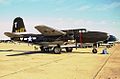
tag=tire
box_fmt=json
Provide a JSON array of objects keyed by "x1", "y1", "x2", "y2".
[
  {"x1": 40, "y1": 46, "x2": 50, "y2": 52},
  {"x1": 53, "y1": 46, "x2": 61, "y2": 54},
  {"x1": 92, "y1": 48, "x2": 97, "y2": 54},
  {"x1": 66, "y1": 47, "x2": 73, "y2": 52},
  {"x1": 44, "y1": 48, "x2": 50, "y2": 52}
]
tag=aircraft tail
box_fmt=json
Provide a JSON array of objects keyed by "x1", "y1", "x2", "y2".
[{"x1": 12, "y1": 17, "x2": 26, "y2": 33}]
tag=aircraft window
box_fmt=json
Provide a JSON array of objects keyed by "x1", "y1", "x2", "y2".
[
  {"x1": 79, "y1": 30, "x2": 86, "y2": 33},
  {"x1": 79, "y1": 29, "x2": 87, "y2": 33}
]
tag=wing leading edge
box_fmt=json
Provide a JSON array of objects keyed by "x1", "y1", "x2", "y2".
[
  {"x1": 4, "y1": 32, "x2": 23, "y2": 38},
  {"x1": 35, "y1": 25, "x2": 66, "y2": 36}
]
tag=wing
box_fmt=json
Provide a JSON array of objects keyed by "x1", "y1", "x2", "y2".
[
  {"x1": 4, "y1": 32, "x2": 41, "y2": 38},
  {"x1": 35, "y1": 25, "x2": 66, "y2": 36},
  {"x1": 4, "y1": 32, "x2": 23, "y2": 38}
]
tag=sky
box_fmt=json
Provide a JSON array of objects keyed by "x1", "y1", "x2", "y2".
[{"x1": 0, "y1": 0, "x2": 120, "y2": 40}]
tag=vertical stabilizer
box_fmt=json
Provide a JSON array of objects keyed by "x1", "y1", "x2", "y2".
[{"x1": 12, "y1": 17, "x2": 26, "y2": 33}]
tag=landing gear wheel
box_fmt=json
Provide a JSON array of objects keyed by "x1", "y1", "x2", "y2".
[
  {"x1": 53, "y1": 46, "x2": 61, "y2": 54},
  {"x1": 66, "y1": 47, "x2": 73, "y2": 52},
  {"x1": 40, "y1": 46, "x2": 50, "y2": 52},
  {"x1": 92, "y1": 48, "x2": 97, "y2": 54}
]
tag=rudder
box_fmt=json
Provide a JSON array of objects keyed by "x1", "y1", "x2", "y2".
[{"x1": 12, "y1": 17, "x2": 26, "y2": 33}]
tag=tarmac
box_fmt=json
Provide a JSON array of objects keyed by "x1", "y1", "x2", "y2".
[{"x1": 0, "y1": 42, "x2": 120, "y2": 79}]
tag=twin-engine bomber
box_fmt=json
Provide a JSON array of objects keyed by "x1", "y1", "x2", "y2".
[{"x1": 4, "y1": 17, "x2": 111, "y2": 54}]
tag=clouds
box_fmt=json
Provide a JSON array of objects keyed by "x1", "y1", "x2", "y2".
[
  {"x1": 0, "y1": 0, "x2": 120, "y2": 40},
  {"x1": 0, "y1": 0, "x2": 66, "y2": 4},
  {"x1": 1, "y1": 0, "x2": 120, "y2": 12},
  {"x1": 97, "y1": 2, "x2": 120, "y2": 11},
  {"x1": 1, "y1": 16, "x2": 120, "y2": 40},
  {"x1": 0, "y1": 0, "x2": 10, "y2": 4},
  {"x1": 29, "y1": 17, "x2": 120, "y2": 30},
  {"x1": 31, "y1": 18, "x2": 120, "y2": 40},
  {"x1": 0, "y1": 0, "x2": 40, "y2": 4},
  {"x1": 76, "y1": 1, "x2": 120, "y2": 12},
  {"x1": 0, "y1": 0, "x2": 5, "y2": 3},
  {"x1": 76, "y1": 5, "x2": 91, "y2": 11}
]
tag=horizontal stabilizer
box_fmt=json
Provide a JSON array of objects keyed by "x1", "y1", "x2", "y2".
[
  {"x1": 35, "y1": 25, "x2": 66, "y2": 36},
  {"x1": 4, "y1": 32, "x2": 23, "y2": 38}
]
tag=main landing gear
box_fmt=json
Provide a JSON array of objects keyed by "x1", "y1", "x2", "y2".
[
  {"x1": 40, "y1": 44, "x2": 62, "y2": 54},
  {"x1": 53, "y1": 45, "x2": 61, "y2": 54}
]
